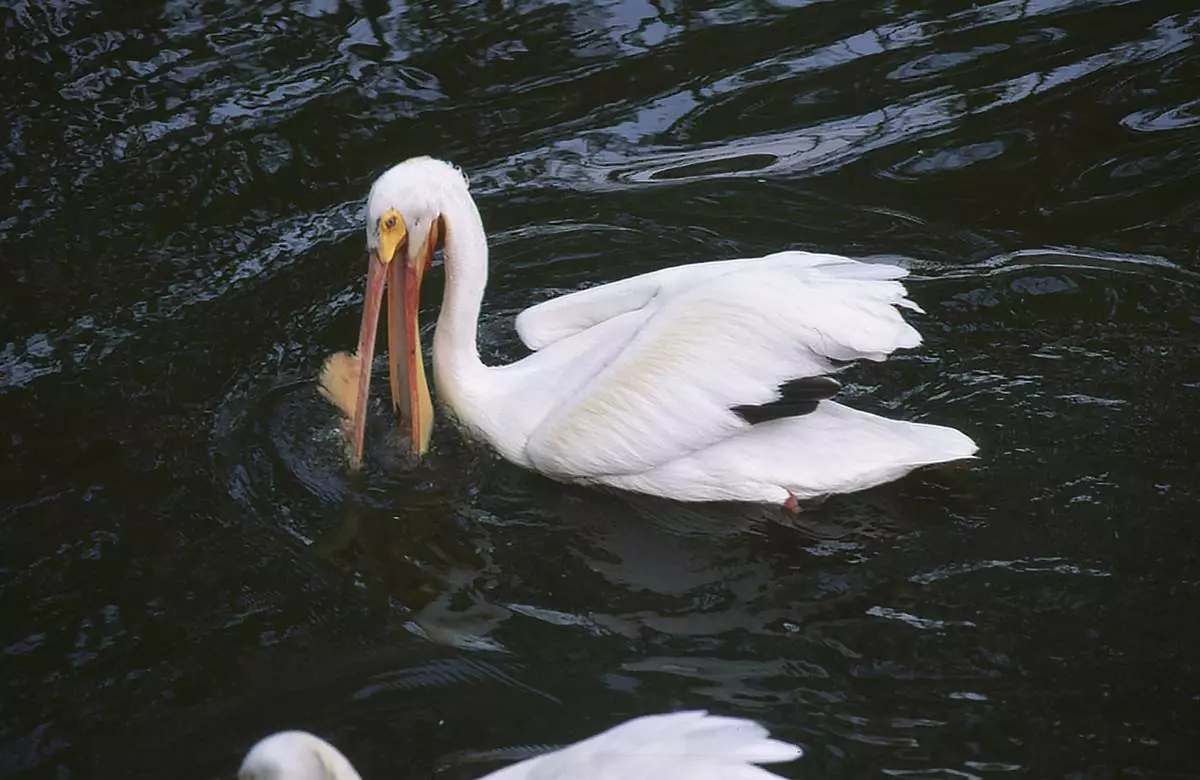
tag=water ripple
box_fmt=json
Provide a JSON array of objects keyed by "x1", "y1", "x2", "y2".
[{"x1": 3, "y1": 0, "x2": 1200, "y2": 777}]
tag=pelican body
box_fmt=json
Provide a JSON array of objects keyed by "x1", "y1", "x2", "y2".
[
  {"x1": 239, "y1": 710, "x2": 802, "y2": 779},
  {"x1": 324, "y1": 156, "x2": 977, "y2": 507}
]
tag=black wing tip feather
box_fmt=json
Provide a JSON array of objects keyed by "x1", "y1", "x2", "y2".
[{"x1": 732, "y1": 375, "x2": 843, "y2": 425}]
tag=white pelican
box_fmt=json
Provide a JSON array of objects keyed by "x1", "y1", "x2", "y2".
[
  {"x1": 239, "y1": 710, "x2": 802, "y2": 779},
  {"x1": 321, "y1": 156, "x2": 977, "y2": 509}
]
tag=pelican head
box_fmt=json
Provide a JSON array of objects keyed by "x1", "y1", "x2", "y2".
[
  {"x1": 342, "y1": 156, "x2": 466, "y2": 469},
  {"x1": 239, "y1": 731, "x2": 362, "y2": 780}
]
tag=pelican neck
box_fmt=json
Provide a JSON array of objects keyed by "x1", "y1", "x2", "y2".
[{"x1": 432, "y1": 184, "x2": 489, "y2": 382}]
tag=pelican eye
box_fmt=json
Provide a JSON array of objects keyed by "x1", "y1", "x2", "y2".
[{"x1": 384, "y1": 215, "x2": 398, "y2": 230}]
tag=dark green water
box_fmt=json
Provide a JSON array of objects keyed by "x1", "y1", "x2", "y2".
[{"x1": 2, "y1": 0, "x2": 1199, "y2": 777}]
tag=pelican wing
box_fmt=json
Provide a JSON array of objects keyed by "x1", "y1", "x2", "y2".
[
  {"x1": 524, "y1": 252, "x2": 923, "y2": 478},
  {"x1": 480, "y1": 710, "x2": 801, "y2": 780},
  {"x1": 515, "y1": 255, "x2": 800, "y2": 350}
]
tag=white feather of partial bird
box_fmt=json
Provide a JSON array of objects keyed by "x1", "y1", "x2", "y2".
[{"x1": 239, "y1": 710, "x2": 802, "y2": 780}]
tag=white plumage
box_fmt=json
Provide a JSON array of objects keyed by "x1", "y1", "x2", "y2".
[
  {"x1": 239, "y1": 710, "x2": 802, "y2": 780},
  {"x1": 329, "y1": 156, "x2": 978, "y2": 506}
]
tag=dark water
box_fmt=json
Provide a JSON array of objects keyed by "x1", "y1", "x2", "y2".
[{"x1": 2, "y1": 0, "x2": 1199, "y2": 777}]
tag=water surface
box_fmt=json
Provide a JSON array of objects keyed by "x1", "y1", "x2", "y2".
[{"x1": 2, "y1": 0, "x2": 1199, "y2": 777}]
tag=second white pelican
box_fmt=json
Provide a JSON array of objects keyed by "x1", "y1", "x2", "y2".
[
  {"x1": 322, "y1": 156, "x2": 977, "y2": 509},
  {"x1": 239, "y1": 710, "x2": 802, "y2": 779}
]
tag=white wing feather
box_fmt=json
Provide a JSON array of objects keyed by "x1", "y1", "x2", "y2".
[
  {"x1": 479, "y1": 710, "x2": 802, "y2": 780},
  {"x1": 603, "y1": 401, "x2": 978, "y2": 503},
  {"x1": 523, "y1": 252, "x2": 924, "y2": 478},
  {"x1": 515, "y1": 252, "x2": 885, "y2": 350}
]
